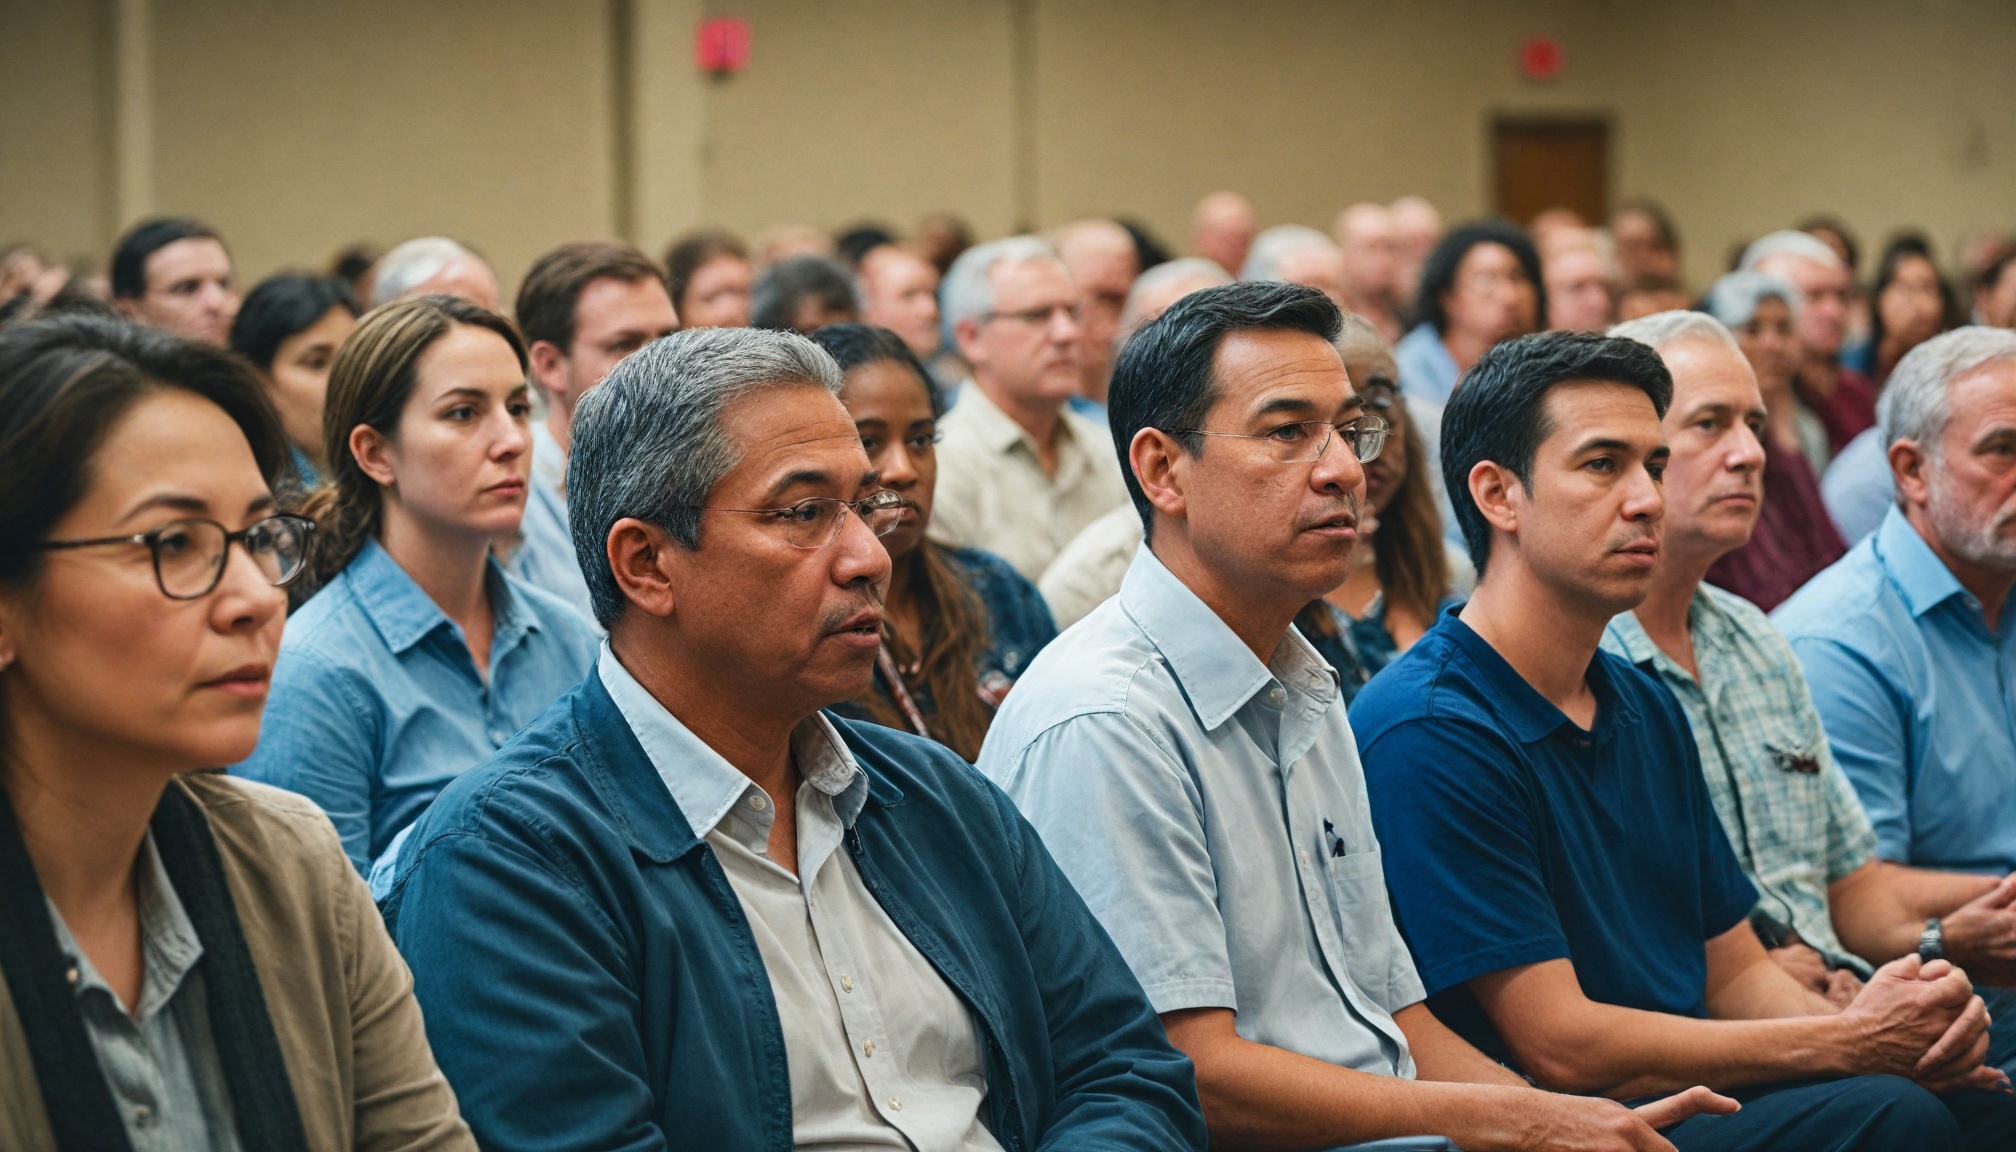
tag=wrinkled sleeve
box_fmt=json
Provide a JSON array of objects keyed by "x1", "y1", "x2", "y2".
[
  {"x1": 235, "y1": 649, "x2": 381, "y2": 872},
  {"x1": 1787, "y1": 634, "x2": 1913, "y2": 862}
]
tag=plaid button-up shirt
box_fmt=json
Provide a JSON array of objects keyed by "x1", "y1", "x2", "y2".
[{"x1": 1603, "y1": 583, "x2": 1878, "y2": 974}]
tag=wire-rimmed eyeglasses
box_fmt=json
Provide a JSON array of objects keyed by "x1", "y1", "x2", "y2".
[
  {"x1": 1175, "y1": 414, "x2": 1390, "y2": 465},
  {"x1": 690, "y1": 489, "x2": 907, "y2": 550},
  {"x1": 39, "y1": 514, "x2": 316, "y2": 600}
]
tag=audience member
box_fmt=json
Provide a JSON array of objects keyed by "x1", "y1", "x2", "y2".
[
  {"x1": 834, "y1": 222, "x2": 897, "y2": 266},
  {"x1": 512, "y1": 241, "x2": 679, "y2": 619},
  {"x1": 1777, "y1": 327, "x2": 2016, "y2": 902},
  {"x1": 1527, "y1": 208, "x2": 1587, "y2": 252},
  {"x1": 984, "y1": 284, "x2": 1734, "y2": 1151},
  {"x1": 1823, "y1": 424, "x2": 1897, "y2": 543},
  {"x1": 380, "y1": 325, "x2": 1207, "y2": 1152},
  {"x1": 1864, "y1": 235, "x2": 1960, "y2": 387},
  {"x1": 0, "y1": 314, "x2": 472, "y2": 1150},
  {"x1": 1242, "y1": 224, "x2": 1348, "y2": 308},
  {"x1": 812, "y1": 325, "x2": 1056, "y2": 759},
  {"x1": 753, "y1": 223, "x2": 836, "y2": 269},
  {"x1": 236, "y1": 296, "x2": 597, "y2": 872},
  {"x1": 369, "y1": 237, "x2": 500, "y2": 311},
  {"x1": 1354, "y1": 330, "x2": 2016, "y2": 1149},
  {"x1": 1395, "y1": 221, "x2": 1545, "y2": 408},
  {"x1": 1610, "y1": 310, "x2": 2016, "y2": 1074},
  {"x1": 110, "y1": 217, "x2": 240, "y2": 346},
  {"x1": 1052, "y1": 218, "x2": 1141, "y2": 405},
  {"x1": 855, "y1": 242, "x2": 942, "y2": 360},
  {"x1": 931, "y1": 236, "x2": 1127, "y2": 580},
  {"x1": 328, "y1": 241, "x2": 381, "y2": 303},
  {"x1": 1191, "y1": 191, "x2": 1257, "y2": 277},
  {"x1": 914, "y1": 211, "x2": 975, "y2": 277},
  {"x1": 1698, "y1": 272, "x2": 1847, "y2": 609},
  {"x1": 1611, "y1": 199, "x2": 1683, "y2": 289},
  {"x1": 1542, "y1": 230, "x2": 1619, "y2": 333},
  {"x1": 750, "y1": 254, "x2": 859, "y2": 332},
  {"x1": 1968, "y1": 248, "x2": 2016, "y2": 329},
  {"x1": 1333, "y1": 203, "x2": 1405, "y2": 340},
  {"x1": 1119, "y1": 217, "x2": 1174, "y2": 272},
  {"x1": 228, "y1": 272, "x2": 360, "y2": 488},
  {"x1": 665, "y1": 229, "x2": 754, "y2": 329},
  {"x1": 1618, "y1": 275, "x2": 1694, "y2": 321},
  {"x1": 1389, "y1": 195, "x2": 1445, "y2": 314},
  {"x1": 1741, "y1": 230, "x2": 1876, "y2": 455}
]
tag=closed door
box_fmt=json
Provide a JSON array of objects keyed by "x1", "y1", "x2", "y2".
[{"x1": 1494, "y1": 119, "x2": 1608, "y2": 225}]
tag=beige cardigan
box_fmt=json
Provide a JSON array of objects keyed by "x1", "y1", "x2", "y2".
[{"x1": 0, "y1": 772, "x2": 474, "y2": 1151}]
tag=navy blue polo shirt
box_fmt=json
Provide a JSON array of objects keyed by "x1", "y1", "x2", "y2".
[{"x1": 1353, "y1": 608, "x2": 1758, "y2": 1068}]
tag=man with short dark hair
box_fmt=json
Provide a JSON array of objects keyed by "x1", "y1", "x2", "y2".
[
  {"x1": 986, "y1": 283, "x2": 1738, "y2": 1152},
  {"x1": 110, "y1": 216, "x2": 239, "y2": 345},
  {"x1": 384, "y1": 326, "x2": 1205, "y2": 1152},
  {"x1": 750, "y1": 254, "x2": 859, "y2": 332},
  {"x1": 510, "y1": 240, "x2": 680, "y2": 617},
  {"x1": 1354, "y1": 329, "x2": 2016, "y2": 1150}
]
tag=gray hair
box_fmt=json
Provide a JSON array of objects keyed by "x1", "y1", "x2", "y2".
[
  {"x1": 1701, "y1": 271, "x2": 1802, "y2": 330},
  {"x1": 941, "y1": 236, "x2": 1061, "y2": 330},
  {"x1": 1120, "y1": 257, "x2": 1231, "y2": 328},
  {"x1": 1241, "y1": 224, "x2": 1336, "y2": 282},
  {"x1": 1878, "y1": 326, "x2": 2016, "y2": 455},
  {"x1": 567, "y1": 326, "x2": 844, "y2": 627},
  {"x1": 370, "y1": 237, "x2": 487, "y2": 306},
  {"x1": 1609, "y1": 309, "x2": 1740, "y2": 354},
  {"x1": 1737, "y1": 229, "x2": 1843, "y2": 275}
]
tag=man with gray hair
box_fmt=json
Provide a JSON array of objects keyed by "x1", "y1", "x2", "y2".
[
  {"x1": 381, "y1": 325, "x2": 1206, "y2": 1151},
  {"x1": 1741, "y1": 230, "x2": 1876, "y2": 456},
  {"x1": 369, "y1": 236, "x2": 501, "y2": 310},
  {"x1": 1242, "y1": 224, "x2": 1348, "y2": 309},
  {"x1": 932, "y1": 236, "x2": 1127, "y2": 580}
]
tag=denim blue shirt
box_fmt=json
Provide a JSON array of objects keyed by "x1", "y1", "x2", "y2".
[
  {"x1": 506, "y1": 419, "x2": 598, "y2": 624},
  {"x1": 237, "y1": 538, "x2": 598, "y2": 872},
  {"x1": 1775, "y1": 505, "x2": 2016, "y2": 872},
  {"x1": 1395, "y1": 322, "x2": 1459, "y2": 408}
]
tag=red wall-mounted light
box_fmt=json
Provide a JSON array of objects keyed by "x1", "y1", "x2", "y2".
[
  {"x1": 696, "y1": 16, "x2": 751, "y2": 75},
  {"x1": 1520, "y1": 36, "x2": 1563, "y2": 82}
]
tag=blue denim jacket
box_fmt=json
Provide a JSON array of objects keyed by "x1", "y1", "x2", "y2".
[{"x1": 379, "y1": 671, "x2": 1205, "y2": 1152}]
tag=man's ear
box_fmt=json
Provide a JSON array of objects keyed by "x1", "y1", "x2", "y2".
[
  {"x1": 1890, "y1": 438, "x2": 1932, "y2": 511},
  {"x1": 606, "y1": 517, "x2": 679, "y2": 620},
  {"x1": 349, "y1": 424, "x2": 396, "y2": 488},
  {"x1": 1129, "y1": 427, "x2": 1190, "y2": 526},
  {"x1": 527, "y1": 339, "x2": 571, "y2": 406},
  {"x1": 952, "y1": 317, "x2": 986, "y2": 365},
  {"x1": 1467, "y1": 459, "x2": 1524, "y2": 539}
]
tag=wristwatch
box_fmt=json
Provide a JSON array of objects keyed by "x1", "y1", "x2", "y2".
[{"x1": 1919, "y1": 917, "x2": 1945, "y2": 962}]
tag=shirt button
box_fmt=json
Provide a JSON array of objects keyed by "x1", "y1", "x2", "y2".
[
  {"x1": 65, "y1": 965, "x2": 79, "y2": 987},
  {"x1": 888, "y1": 1096, "x2": 903, "y2": 1112},
  {"x1": 1268, "y1": 686, "x2": 1286, "y2": 707},
  {"x1": 841, "y1": 974, "x2": 854, "y2": 992},
  {"x1": 1298, "y1": 849, "x2": 1312, "y2": 869},
  {"x1": 863, "y1": 1038, "x2": 876, "y2": 1057},
  {"x1": 133, "y1": 1105, "x2": 155, "y2": 1126},
  {"x1": 747, "y1": 793, "x2": 768, "y2": 811}
]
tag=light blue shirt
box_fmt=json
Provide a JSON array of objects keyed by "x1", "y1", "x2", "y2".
[
  {"x1": 979, "y1": 546, "x2": 1423, "y2": 1080},
  {"x1": 1821, "y1": 425, "x2": 1895, "y2": 544},
  {"x1": 1775, "y1": 505, "x2": 2016, "y2": 872},
  {"x1": 508, "y1": 419, "x2": 598, "y2": 623},
  {"x1": 238, "y1": 537, "x2": 599, "y2": 872},
  {"x1": 1394, "y1": 322, "x2": 1459, "y2": 408}
]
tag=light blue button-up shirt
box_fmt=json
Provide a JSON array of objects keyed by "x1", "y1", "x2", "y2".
[
  {"x1": 238, "y1": 538, "x2": 599, "y2": 872},
  {"x1": 1775, "y1": 505, "x2": 2016, "y2": 872},
  {"x1": 1395, "y1": 322, "x2": 1459, "y2": 408},
  {"x1": 980, "y1": 546, "x2": 1423, "y2": 1079},
  {"x1": 508, "y1": 419, "x2": 598, "y2": 623}
]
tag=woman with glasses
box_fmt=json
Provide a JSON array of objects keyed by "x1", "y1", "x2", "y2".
[
  {"x1": 0, "y1": 315, "x2": 473, "y2": 1149},
  {"x1": 236, "y1": 296, "x2": 598, "y2": 874},
  {"x1": 811, "y1": 324, "x2": 1058, "y2": 761}
]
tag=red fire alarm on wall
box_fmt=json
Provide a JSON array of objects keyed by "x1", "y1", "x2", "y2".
[
  {"x1": 695, "y1": 16, "x2": 751, "y2": 75},
  {"x1": 1521, "y1": 36, "x2": 1563, "y2": 82}
]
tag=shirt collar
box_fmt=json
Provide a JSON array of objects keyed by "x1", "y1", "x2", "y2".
[
  {"x1": 596, "y1": 644, "x2": 867, "y2": 839},
  {"x1": 47, "y1": 833, "x2": 203, "y2": 1024},
  {"x1": 348, "y1": 538, "x2": 536, "y2": 658},
  {"x1": 1441, "y1": 606, "x2": 1639, "y2": 745},
  {"x1": 1117, "y1": 545, "x2": 1335, "y2": 730},
  {"x1": 1875, "y1": 503, "x2": 1974, "y2": 619}
]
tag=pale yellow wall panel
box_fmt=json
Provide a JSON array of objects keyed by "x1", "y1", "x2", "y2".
[{"x1": 0, "y1": 0, "x2": 114, "y2": 263}]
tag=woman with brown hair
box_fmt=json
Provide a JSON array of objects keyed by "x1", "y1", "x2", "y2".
[
  {"x1": 0, "y1": 314, "x2": 472, "y2": 1149},
  {"x1": 236, "y1": 296, "x2": 597, "y2": 873},
  {"x1": 811, "y1": 324, "x2": 1058, "y2": 760}
]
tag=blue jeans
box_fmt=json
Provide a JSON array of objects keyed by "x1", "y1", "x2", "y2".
[{"x1": 1978, "y1": 984, "x2": 2016, "y2": 1077}]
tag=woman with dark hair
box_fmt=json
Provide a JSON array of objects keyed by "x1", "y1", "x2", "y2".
[
  {"x1": 1295, "y1": 316, "x2": 1469, "y2": 702},
  {"x1": 236, "y1": 296, "x2": 597, "y2": 873},
  {"x1": 229, "y1": 272, "x2": 359, "y2": 487},
  {"x1": 663, "y1": 229, "x2": 753, "y2": 329},
  {"x1": 1392, "y1": 220, "x2": 1545, "y2": 409},
  {"x1": 811, "y1": 324, "x2": 1057, "y2": 760},
  {"x1": 1863, "y1": 235, "x2": 1959, "y2": 387},
  {"x1": 0, "y1": 314, "x2": 473, "y2": 1149}
]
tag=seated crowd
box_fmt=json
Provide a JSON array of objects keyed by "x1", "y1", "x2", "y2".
[{"x1": 2, "y1": 191, "x2": 2015, "y2": 1152}]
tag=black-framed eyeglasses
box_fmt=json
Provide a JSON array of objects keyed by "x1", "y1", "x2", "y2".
[
  {"x1": 982, "y1": 302, "x2": 1081, "y2": 327},
  {"x1": 690, "y1": 489, "x2": 906, "y2": 550},
  {"x1": 1175, "y1": 414, "x2": 1391, "y2": 465},
  {"x1": 39, "y1": 514, "x2": 317, "y2": 600}
]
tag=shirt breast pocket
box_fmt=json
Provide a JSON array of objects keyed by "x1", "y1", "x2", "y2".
[{"x1": 1325, "y1": 847, "x2": 1399, "y2": 1003}]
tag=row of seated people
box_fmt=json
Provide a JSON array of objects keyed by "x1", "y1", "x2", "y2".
[{"x1": 4, "y1": 273, "x2": 2016, "y2": 1149}]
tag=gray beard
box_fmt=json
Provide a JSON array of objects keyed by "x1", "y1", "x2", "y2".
[{"x1": 1926, "y1": 473, "x2": 2016, "y2": 571}]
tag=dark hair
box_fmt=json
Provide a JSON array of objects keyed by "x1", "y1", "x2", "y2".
[
  {"x1": 1797, "y1": 214, "x2": 1861, "y2": 276},
  {"x1": 111, "y1": 217, "x2": 225, "y2": 299},
  {"x1": 1413, "y1": 220, "x2": 1547, "y2": 335},
  {"x1": 664, "y1": 230, "x2": 749, "y2": 315},
  {"x1": 1118, "y1": 218, "x2": 1174, "y2": 272},
  {"x1": 751, "y1": 255, "x2": 859, "y2": 331},
  {"x1": 1868, "y1": 234, "x2": 1959, "y2": 381},
  {"x1": 1108, "y1": 281, "x2": 1343, "y2": 537},
  {"x1": 327, "y1": 243, "x2": 380, "y2": 293},
  {"x1": 296, "y1": 295, "x2": 527, "y2": 597},
  {"x1": 0, "y1": 314, "x2": 288, "y2": 592},
  {"x1": 1612, "y1": 199, "x2": 1681, "y2": 254},
  {"x1": 229, "y1": 273, "x2": 359, "y2": 372},
  {"x1": 1980, "y1": 247, "x2": 2016, "y2": 297},
  {"x1": 835, "y1": 224, "x2": 898, "y2": 268},
  {"x1": 1441, "y1": 331, "x2": 1671, "y2": 574},
  {"x1": 810, "y1": 323, "x2": 995, "y2": 759},
  {"x1": 515, "y1": 240, "x2": 665, "y2": 353}
]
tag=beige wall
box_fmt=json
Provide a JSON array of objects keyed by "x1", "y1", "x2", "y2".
[{"x1": 4, "y1": 0, "x2": 2013, "y2": 292}]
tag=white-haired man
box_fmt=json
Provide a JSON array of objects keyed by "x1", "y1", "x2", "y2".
[
  {"x1": 1740, "y1": 231, "x2": 1874, "y2": 458},
  {"x1": 1242, "y1": 225, "x2": 1348, "y2": 310},
  {"x1": 371, "y1": 237, "x2": 501, "y2": 311},
  {"x1": 930, "y1": 237, "x2": 1127, "y2": 581}
]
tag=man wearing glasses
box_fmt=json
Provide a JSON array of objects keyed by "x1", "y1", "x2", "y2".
[
  {"x1": 982, "y1": 283, "x2": 1733, "y2": 1151},
  {"x1": 930, "y1": 235, "x2": 1130, "y2": 581},
  {"x1": 380, "y1": 326, "x2": 1205, "y2": 1152}
]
